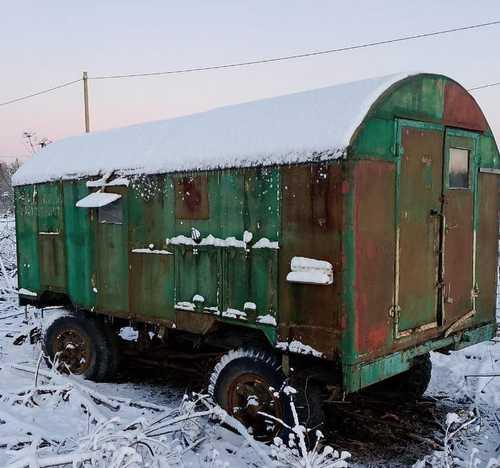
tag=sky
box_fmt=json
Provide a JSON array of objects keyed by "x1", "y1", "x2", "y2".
[{"x1": 1, "y1": 1, "x2": 500, "y2": 161}]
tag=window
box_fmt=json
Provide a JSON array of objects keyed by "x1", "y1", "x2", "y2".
[
  {"x1": 98, "y1": 199, "x2": 123, "y2": 224},
  {"x1": 449, "y1": 148, "x2": 469, "y2": 189}
]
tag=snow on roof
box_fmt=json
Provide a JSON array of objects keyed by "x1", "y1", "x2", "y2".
[{"x1": 13, "y1": 73, "x2": 414, "y2": 186}]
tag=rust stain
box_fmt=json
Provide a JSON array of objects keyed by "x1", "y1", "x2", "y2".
[
  {"x1": 443, "y1": 82, "x2": 487, "y2": 132},
  {"x1": 354, "y1": 160, "x2": 395, "y2": 355},
  {"x1": 278, "y1": 162, "x2": 344, "y2": 358},
  {"x1": 443, "y1": 190, "x2": 474, "y2": 326},
  {"x1": 174, "y1": 175, "x2": 209, "y2": 219},
  {"x1": 475, "y1": 173, "x2": 499, "y2": 324}
]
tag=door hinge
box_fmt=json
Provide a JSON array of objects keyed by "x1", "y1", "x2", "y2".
[{"x1": 389, "y1": 304, "x2": 401, "y2": 318}]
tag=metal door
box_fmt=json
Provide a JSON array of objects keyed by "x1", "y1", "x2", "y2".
[
  {"x1": 441, "y1": 129, "x2": 478, "y2": 327},
  {"x1": 395, "y1": 121, "x2": 443, "y2": 336}
]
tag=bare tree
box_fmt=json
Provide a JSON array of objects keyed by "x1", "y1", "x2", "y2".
[
  {"x1": 22, "y1": 130, "x2": 52, "y2": 154},
  {"x1": 0, "y1": 160, "x2": 21, "y2": 214}
]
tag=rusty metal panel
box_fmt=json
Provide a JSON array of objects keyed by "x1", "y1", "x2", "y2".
[
  {"x1": 443, "y1": 82, "x2": 487, "y2": 132},
  {"x1": 174, "y1": 175, "x2": 209, "y2": 220},
  {"x1": 279, "y1": 162, "x2": 343, "y2": 359},
  {"x1": 475, "y1": 173, "x2": 498, "y2": 324},
  {"x1": 443, "y1": 191, "x2": 474, "y2": 325},
  {"x1": 397, "y1": 127, "x2": 442, "y2": 332},
  {"x1": 175, "y1": 310, "x2": 217, "y2": 335},
  {"x1": 354, "y1": 160, "x2": 395, "y2": 355}
]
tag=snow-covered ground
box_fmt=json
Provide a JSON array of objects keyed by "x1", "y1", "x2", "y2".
[{"x1": 0, "y1": 218, "x2": 497, "y2": 467}]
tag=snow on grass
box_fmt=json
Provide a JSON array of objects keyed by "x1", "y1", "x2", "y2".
[{"x1": 414, "y1": 340, "x2": 500, "y2": 467}]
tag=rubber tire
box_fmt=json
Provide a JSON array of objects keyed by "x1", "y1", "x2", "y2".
[
  {"x1": 209, "y1": 349, "x2": 325, "y2": 445},
  {"x1": 209, "y1": 349, "x2": 292, "y2": 442},
  {"x1": 43, "y1": 314, "x2": 118, "y2": 382},
  {"x1": 368, "y1": 353, "x2": 432, "y2": 400}
]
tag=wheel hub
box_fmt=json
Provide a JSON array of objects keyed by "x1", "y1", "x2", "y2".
[
  {"x1": 227, "y1": 372, "x2": 283, "y2": 442},
  {"x1": 53, "y1": 327, "x2": 92, "y2": 374}
]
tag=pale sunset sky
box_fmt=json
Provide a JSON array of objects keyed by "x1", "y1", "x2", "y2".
[{"x1": 2, "y1": 1, "x2": 500, "y2": 161}]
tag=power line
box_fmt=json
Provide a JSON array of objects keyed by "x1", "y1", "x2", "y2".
[
  {"x1": 468, "y1": 81, "x2": 500, "y2": 91},
  {"x1": 0, "y1": 79, "x2": 81, "y2": 107},
  {"x1": 89, "y1": 19, "x2": 500, "y2": 80},
  {"x1": 1, "y1": 19, "x2": 500, "y2": 108}
]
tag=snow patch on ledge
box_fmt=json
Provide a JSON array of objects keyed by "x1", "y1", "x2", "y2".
[
  {"x1": 222, "y1": 308, "x2": 247, "y2": 320},
  {"x1": 252, "y1": 238, "x2": 279, "y2": 249},
  {"x1": 286, "y1": 256, "x2": 333, "y2": 285},
  {"x1": 167, "y1": 233, "x2": 278, "y2": 250},
  {"x1": 276, "y1": 340, "x2": 324, "y2": 358},
  {"x1": 175, "y1": 301, "x2": 196, "y2": 312},
  {"x1": 167, "y1": 234, "x2": 246, "y2": 248},
  {"x1": 75, "y1": 192, "x2": 121, "y2": 208},
  {"x1": 18, "y1": 288, "x2": 37, "y2": 297},
  {"x1": 131, "y1": 248, "x2": 173, "y2": 255},
  {"x1": 256, "y1": 314, "x2": 277, "y2": 326}
]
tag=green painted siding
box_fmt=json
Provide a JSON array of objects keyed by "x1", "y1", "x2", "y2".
[
  {"x1": 15, "y1": 185, "x2": 40, "y2": 293},
  {"x1": 37, "y1": 182, "x2": 66, "y2": 291},
  {"x1": 63, "y1": 181, "x2": 95, "y2": 309},
  {"x1": 171, "y1": 168, "x2": 280, "y2": 325},
  {"x1": 128, "y1": 175, "x2": 174, "y2": 320},
  {"x1": 350, "y1": 118, "x2": 394, "y2": 159},
  {"x1": 374, "y1": 75, "x2": 445, "y2": 123},
  {"x1": 96, "y1": 190, "x2": 129, "y2": 314},
  {"x1": 478, "y1": 134, "x2": 500, "y2": 169}
]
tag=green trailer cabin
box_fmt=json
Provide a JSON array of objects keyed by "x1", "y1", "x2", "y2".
[{"x1": 13, "y1": 72, "x2": 499, "y2": 439}]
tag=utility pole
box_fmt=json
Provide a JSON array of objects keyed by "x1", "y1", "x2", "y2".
[{"x1": 83, "y1": 71, "x2": 90, "y2": 133}]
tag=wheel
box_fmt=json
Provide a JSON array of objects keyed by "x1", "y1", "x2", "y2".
[
  {"x1": 209, "y1": 348, "x2": 289, "y2": 442},
  {"x1": 366, "y1": 353, "x2": 432, "y2": 400},
  {"x1": 208, "y1": 348, "x2": 325, "y2": 444},
  {"x1": 43, "y1": 313, "x2": 119, "y2": 382}
]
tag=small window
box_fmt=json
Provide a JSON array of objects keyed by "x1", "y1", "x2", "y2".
[
  {"x1": 98, "y1": 199, "x2": 123, "y2": 224},
  {"x1": 449, "y1": 148, "x2": 469, "y2": 189}
]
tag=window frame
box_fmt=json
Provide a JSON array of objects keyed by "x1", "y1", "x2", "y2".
[{"x1": 447, "y1": 146, "x2": 471, "y2": 190}]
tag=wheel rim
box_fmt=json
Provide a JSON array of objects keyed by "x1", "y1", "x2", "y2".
[
  {"x1": 53, "y1": 327, "x2": 92, "y2": 375},
  {"x1": 227, "y1": 372, "x2": 283, "y2": 442}
]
